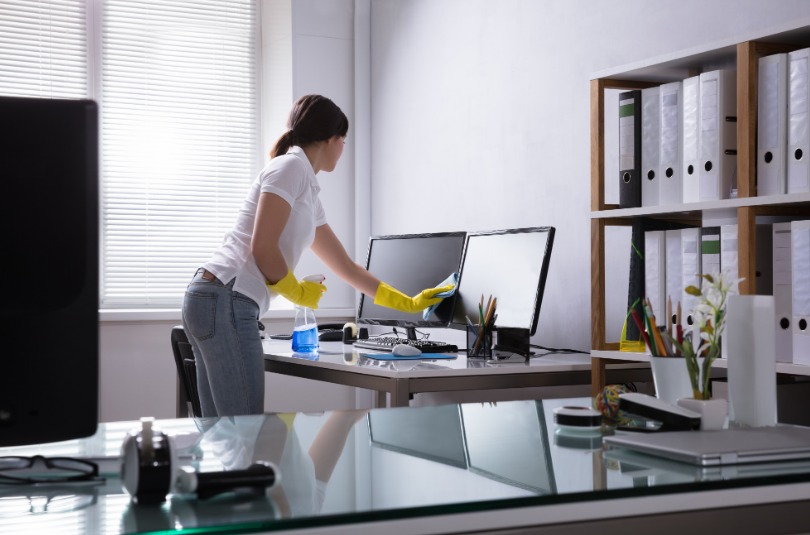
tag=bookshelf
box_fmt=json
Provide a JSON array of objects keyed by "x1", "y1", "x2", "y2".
[{"x1": 590, "y1": 25, "x2": 810, "y2": 396}]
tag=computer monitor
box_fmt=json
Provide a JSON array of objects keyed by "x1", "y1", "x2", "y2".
[
  {"x1": 0, "y1": 96, "x2": 99, "y2": 446},
  {"x1": 356, "y1": 232, "x2": 466, "y2": 338},
  {"x1": 450, "y1": 227, "x2": 555, "y2": 353}
]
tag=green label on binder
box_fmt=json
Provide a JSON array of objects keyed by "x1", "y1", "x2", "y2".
[{"x1": 619, "y1": 102, "x2": 635, "y2": 117}]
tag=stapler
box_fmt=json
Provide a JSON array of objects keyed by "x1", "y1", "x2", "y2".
[{"x1": 618, "y1": 393, "x2": 701, "y2": 431}]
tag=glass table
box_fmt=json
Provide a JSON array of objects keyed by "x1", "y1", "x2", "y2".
[{"x1": 2, "y1": 398, "x2": 810, "y2": 534}]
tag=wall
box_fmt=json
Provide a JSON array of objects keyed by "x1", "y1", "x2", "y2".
[{"x1": 368, "y1": 0, "x2": 810, "y2": 352}]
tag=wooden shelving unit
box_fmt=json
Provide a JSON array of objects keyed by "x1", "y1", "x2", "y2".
[{"x1": 590, "y1": 26, "x2": 810, "y2": 396}]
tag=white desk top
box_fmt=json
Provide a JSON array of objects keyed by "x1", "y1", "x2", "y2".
[{"x1": 262, "y1": 339, "x2": 615, "y2": 379}]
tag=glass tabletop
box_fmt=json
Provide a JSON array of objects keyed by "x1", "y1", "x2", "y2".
[{"x1": 2, "y1": 397, "x2": 810, "y2": 534}]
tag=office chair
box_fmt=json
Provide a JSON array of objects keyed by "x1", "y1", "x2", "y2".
[{"x1": 170, "y1": 326, "x2": 202, "y2": 418}]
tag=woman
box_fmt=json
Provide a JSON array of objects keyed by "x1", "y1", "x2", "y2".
[{"x1": 182, "y1": 95, "x2": 450, "y2": 417}]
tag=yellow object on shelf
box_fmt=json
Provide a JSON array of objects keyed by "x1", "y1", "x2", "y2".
[{"x1": 619, "y1": 316, "x2": 646, "y2": 353}]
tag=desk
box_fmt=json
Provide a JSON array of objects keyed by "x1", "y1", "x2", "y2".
[
  {"x1": 3, "y1": 399, "x2": 810, "y2": 534},
  {"x1": 263, "y1": 340, "x2": 649, "y2": 407}
]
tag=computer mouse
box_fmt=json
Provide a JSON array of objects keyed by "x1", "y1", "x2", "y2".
[{"x1": 391, "y1": 344, "x2": 422, "y2": 357}]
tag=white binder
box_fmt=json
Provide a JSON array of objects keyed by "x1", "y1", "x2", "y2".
[
  {"x1": 788, "y1": 48, "x2": 810, "y2": 194},
  {"x1": 699, "y1": 69, "x2": 737, "y2": 201},
  {"x1": 792, "y1": 220, "x2": 810, "y2": 365},
  {"x1": 700, "y1": 226, "x2": 721, "y2": 276},
  {"x1": 720, "y1": 224, "x2": 739, "y2": 293},
  {"x1": 665, "y1": 229, "x2": 683, "y2": 329},
  {"x1": 758, "y1": 53, "x2": 788, "y2": 197},
  {"x1": 659, "y1": 81, "x2": 683, "y2": 205},
  {"x1": 681, "y1": 227, "x2": 701, "y2": 329},
  {"x1": 642, "y1": 86, "x2": 661, "y2": 207},
  {"x1": 645, "y1": 230, "x2": 667, "y2": 320},
  {"x1": 773, "y1": 222, "x2": 793, "y2": 363},
  {"x1": 682, "y1": 75, "x2": 701, "y2": 204}
]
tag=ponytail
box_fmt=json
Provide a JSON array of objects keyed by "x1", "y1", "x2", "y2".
[{"x1": 270, "y1": 130, "x2": 295, "y2": 159}]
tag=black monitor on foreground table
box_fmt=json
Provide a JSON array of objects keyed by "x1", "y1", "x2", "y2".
[{"x1": 0, "y1": 96, "x2": 99, "y2": 446}]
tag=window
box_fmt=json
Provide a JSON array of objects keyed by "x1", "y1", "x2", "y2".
[{"x1": 0, "y1": 0, "x2": 259, "y2": 309}]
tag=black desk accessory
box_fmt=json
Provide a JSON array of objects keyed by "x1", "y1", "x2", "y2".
[
  {"x1": 121, "y1": 418, "x2": 277, "y2": 504},
  {"x1": 618, "y1": 393, "x2": 701, "y2": 431}
]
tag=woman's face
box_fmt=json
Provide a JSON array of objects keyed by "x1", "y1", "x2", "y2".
[{"x1": 322, "y1": 135, "x2": 345, "y2": 172}]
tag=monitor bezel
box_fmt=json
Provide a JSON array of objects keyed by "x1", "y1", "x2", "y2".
[
  {"x1": 356, "y1": 231, "x2": 467, "y2": 329},
  {"x1": 448, "y1": 226, "x2": 555, "y2": 335}
]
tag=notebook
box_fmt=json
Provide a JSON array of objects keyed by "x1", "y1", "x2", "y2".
[{"x1": 603, "y1": 425, "x2": 810, "y2": 466}]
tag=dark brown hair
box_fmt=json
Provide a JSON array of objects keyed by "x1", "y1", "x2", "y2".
[{"x1": 270, "y1": 94, "x2": 349, "y2": 158}]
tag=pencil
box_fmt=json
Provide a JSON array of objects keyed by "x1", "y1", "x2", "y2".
[
  {"x1": 666, "y1": 297, "x2": 673, "y2": 337},
  {"x1": 630, "y1": 309, "x2": 653, "y2": 354}
]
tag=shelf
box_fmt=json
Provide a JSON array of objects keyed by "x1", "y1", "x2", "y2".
[
  {"x1": 591, "y1": 16, "x2": 810, "y2": 83},
  {"x1": 591, "y1": 351, "x2": 810, "y2": 377},
  {"x1": 591, "y1": 192, "x2": 810, "y2": 220}
]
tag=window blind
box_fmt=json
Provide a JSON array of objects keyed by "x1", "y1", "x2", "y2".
[
  {"x1": 0, "y1": 0, "x2": 87, "y2": 98},
  {"x1": 100, "y1": 0, "x2": 258, "y2": 307}
]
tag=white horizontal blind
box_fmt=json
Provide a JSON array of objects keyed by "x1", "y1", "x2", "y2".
[
  {"x1": 100, "y1": 0, "x2": 258, "y2": 307},
  {"x1": 0, "y1": 0, "x2": 87, "y2": 98}
]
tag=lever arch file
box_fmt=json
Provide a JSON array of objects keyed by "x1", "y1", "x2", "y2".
[
  {"x1": 774, "y1": 222, "x2": 794, "y2": 363},
  {"x1": 721, "y1": 224, "x2": 739, "y2": 292},
  {"x1": 788, "y1": 48, "x2": 810, "y2": 194},
  {"x1": 682, "y1": 75, "x2": 701, "y2": 204},
  {"x1": 792, "y1": 220, "x2": 810, "y2": 366},
  {"x1": 619, "y1": 90, "x2": 642, "y2": 208},
  {"x1": 659, "y1": 81, "x2": 683, "y2": 205},
  {"x1": 701, "y1": 226, "x2": 722, "y2": 276},
  {"x1": 758, "y1": 53, "x2": 788, "y2": 197},
  {"x1": 642, "y1": 86, "x2": 661, "y2": 207},
  {"x1": 665, "y1": 229, "x2": 683, "y2": 329},
  {"x1": 699, "y1": 69, "x2": 737, "y2": 201},
  {"x1": 681, "y1": 227, "x2": 701, "y2": 329},
  {"x1": 645, "y1": 230, "x2": 666, "y2": 320}
]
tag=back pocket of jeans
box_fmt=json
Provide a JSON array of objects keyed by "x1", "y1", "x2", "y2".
[{"x1": 183, "y1": 291, "x2": 217, "y2": 340}]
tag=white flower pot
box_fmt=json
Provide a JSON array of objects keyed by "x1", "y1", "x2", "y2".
[
  {"x1": 650, "y1": 356, "x2": 701, "y2": 404},
  {"x1": 677, "y1": 397, "x2": 728, "y2": 430}
]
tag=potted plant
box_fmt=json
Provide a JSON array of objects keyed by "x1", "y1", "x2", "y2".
[{"x1": 667, "y1": 270, "x2": 741, "y2": 429}]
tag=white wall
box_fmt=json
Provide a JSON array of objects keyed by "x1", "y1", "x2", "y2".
[{"x1": 368, "y1": 0, "x2": 810, "y2": 352}]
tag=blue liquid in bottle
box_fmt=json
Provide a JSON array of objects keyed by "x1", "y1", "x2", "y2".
[{"x1": 292, "y1": 324, "x2": 319, "y2": 353}]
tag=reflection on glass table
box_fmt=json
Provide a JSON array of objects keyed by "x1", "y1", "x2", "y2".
[{"x1": 2, "y1": 399, "x2": 810, "y2": 534}]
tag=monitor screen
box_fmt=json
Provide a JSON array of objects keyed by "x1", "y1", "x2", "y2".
[
  {"x1": 450, "y1": 227, "x2": 555, "y2": 335},
  {"x1": 357, "y1": 232, "x2": 466, "y2": 329},
  {"x1": 0, "y1": 96, "x2": 99, "y2": 446}
]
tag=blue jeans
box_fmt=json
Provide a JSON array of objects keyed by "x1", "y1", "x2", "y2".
[{"x1": 182, "y1": 270, "x2": 264, "y2": 417}]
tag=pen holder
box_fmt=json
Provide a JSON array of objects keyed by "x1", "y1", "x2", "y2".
[{"x1": 467, "y1": 325, "x2": 493, "y2": 359}]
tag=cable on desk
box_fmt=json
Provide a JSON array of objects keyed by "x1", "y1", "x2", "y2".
[{"x1": 529, "y1": 343, "x2": 588, "y2": 355}]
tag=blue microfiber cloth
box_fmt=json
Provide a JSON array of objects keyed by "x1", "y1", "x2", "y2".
[{"x1": 422, "y1": 272, "x2": 459, "y2": 320}]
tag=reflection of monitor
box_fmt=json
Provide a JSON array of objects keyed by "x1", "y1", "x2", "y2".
[
  {"x1": 357, "y1": 232, "x2": 466, "y2": 337},
  {"x1": 0, "y1": 96, "x2": 99, "y2": 446},
  {"x1": 450, "y1": 227, "x2": 555, "y2": 353},
  {"x1": 461, "y1": 401, "x2": 556, "y2": 494},
  {"x1": 367, "y1": 405, "x2": 467, "y2": 468}
]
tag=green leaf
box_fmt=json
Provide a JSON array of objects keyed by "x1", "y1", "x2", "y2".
[
  {"x1": 685, "y1": 285, "x2": 702, "y2": 296},
  {"x1": 703, "y1": 273, "x2": 714, "y2": 284}
]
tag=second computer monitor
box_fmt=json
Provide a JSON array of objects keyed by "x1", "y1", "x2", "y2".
[
  {"x1": 357, "y1": 232, "x2": 466, "y2": 329},
  {"x1": 450, "y1": 227, "x2": 555, "y2": 334}
]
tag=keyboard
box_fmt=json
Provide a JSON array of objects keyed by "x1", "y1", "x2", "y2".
[{"x1": 354, "y1": 336, "x2": 458, "y2": 353}]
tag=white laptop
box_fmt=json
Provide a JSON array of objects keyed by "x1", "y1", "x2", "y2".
[{"x1": 603, "y1": 425, "x2": 810, "y2": 466}]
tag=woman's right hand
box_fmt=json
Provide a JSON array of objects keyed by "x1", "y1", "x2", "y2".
[{"x1": 267, "y1": 271, "x2": 327, "y2": 309}]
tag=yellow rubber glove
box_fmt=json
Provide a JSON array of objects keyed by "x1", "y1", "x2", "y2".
[
  {"x1": 267, "y1": 271, "x2": 326, "y2": 309},
  {"x1": 373, "y1": 281, "x2": 454, "y2": 314}
]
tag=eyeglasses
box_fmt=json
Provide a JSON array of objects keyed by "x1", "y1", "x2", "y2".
[
  {"x1": 0, "y1": 456, "x2": 100, "y2": 485},
  {"x1": 0, "y1": 486, "x2": 98, "y2": 516}
]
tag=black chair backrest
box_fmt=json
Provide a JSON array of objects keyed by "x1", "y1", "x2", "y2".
[{"x1": 170, "y1": 326, "x2": 202, "y2": 418}]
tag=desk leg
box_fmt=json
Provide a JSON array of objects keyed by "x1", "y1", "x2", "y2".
[
  {"x1": 389, "y1": 379, "x2": 410, "y2": 408},
  {"x1": 375, "y1": 390, "x2": 387, "y2": 408}
]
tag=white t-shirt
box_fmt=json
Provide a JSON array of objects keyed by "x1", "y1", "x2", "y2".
[{"x1": 203, "y1": 146, "x2": 326, "y2": 314}]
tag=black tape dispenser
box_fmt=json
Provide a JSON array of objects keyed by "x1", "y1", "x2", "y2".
[{"x1": 121, "y1": 417, "x2": 278, "y2": 505}]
